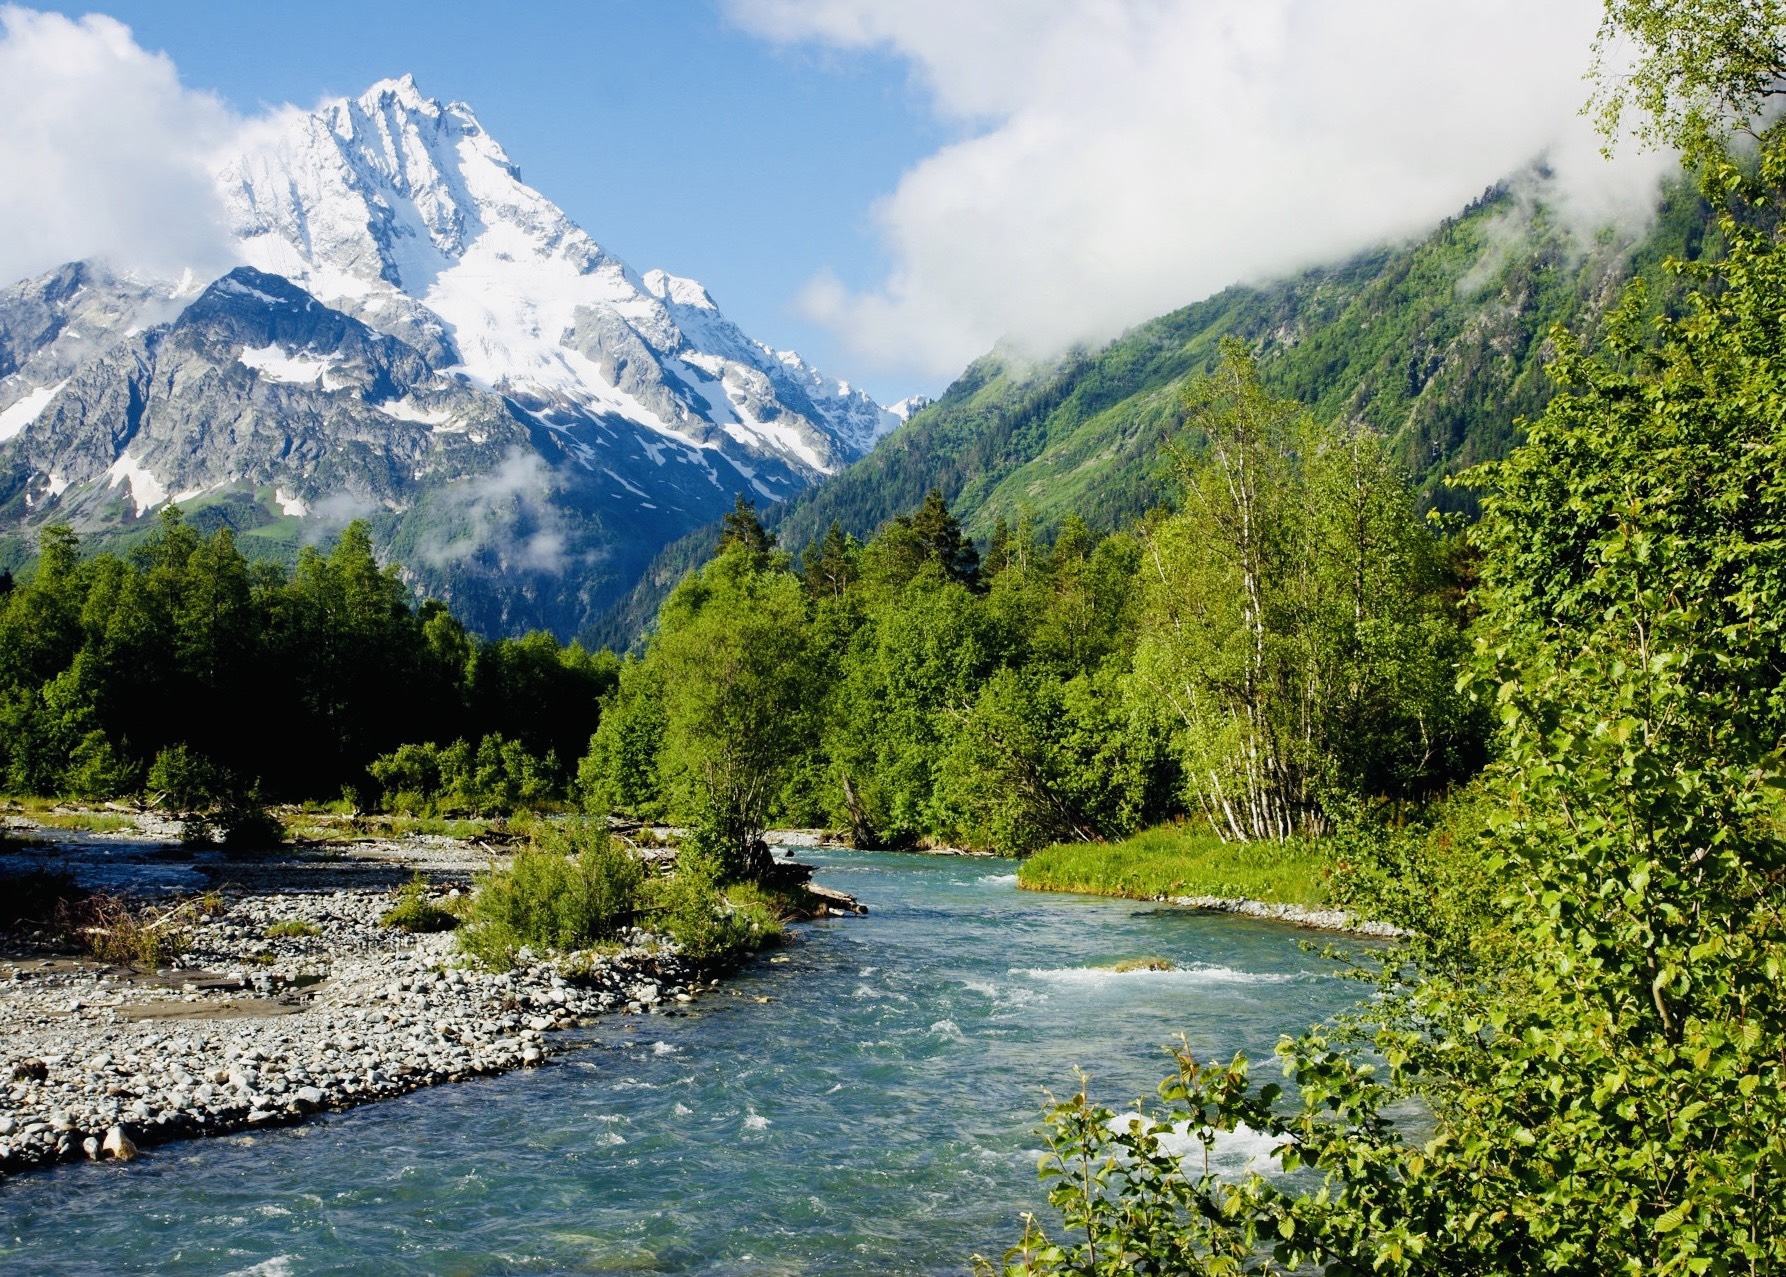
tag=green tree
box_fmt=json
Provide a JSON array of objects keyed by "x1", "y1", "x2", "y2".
[
  {"x1": 937, "y1": 662, "x2": 1171, "y2": 855},
  {"x1": 801, "y1": 520, "x2": 860, "y2": 600},
  {"x1": 579, "y1": 657, "x2": 669, "y2": 819},
  {"x1": 716, "y1": 492, "x2": 777, "y2": 564},
  {"x1": 825, "y1": 564, "x2": 998, "y2": 847},
  {"x1": 994, "y1": 19, "x2": 1786, "y2": 1266},
  {"x1": 650, "y1": 548, "x2": 822, "y2": 877},
  {"x1": 1592, "y1": 0, "x2": 1786, "y2": 155},
  {"x1": 1132, "y1": 342, "x2": 1465, "y2": 841}
]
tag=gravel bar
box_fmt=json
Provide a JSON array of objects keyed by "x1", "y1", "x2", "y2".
[
  {"x1": 1165, "y1": 894, "x2": 1408, "y2": 937},
  {"x1": 0, "y1": 834, "x2": 713, "y2": 1179}
]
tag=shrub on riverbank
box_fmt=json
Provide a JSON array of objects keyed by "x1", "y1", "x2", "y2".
[
  {"x1": 1323, "y1": 796, "x2": 1503, "y2": 963},
  {"x1": 993, "y1": 21, "x2": 1786, "y2": 1263},
  {"x1": 69, "y1": 893, "x2": 194, "y2": 966},
  {"x1": 368, "y1": 735, "x2": 561, "y2": 817},
  {"x1": 381, "y1": 875, "x2": 461, "y2": 934},
  {"x1": 457, "y1": 822, "x2": 641, "y2": 967},
  {"x1": 639, "y1": 856, "x2": 790, "y2": 964},
  {"x1": 455, "y1": 820, "x2": 790, "y2": 971},
  {"x1": 1018, "y1": 825, "x2": 1327, "y2": 906}
]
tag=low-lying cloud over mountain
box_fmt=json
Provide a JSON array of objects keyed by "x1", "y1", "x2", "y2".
[
  {"x1": 0, "y1": 6, "x2": 239, "y2": 289},
  {"x1": 729, "y1": 0, "x2": 1676, "y2": 377}
]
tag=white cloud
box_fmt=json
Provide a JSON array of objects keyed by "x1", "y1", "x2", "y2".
[
  {"x1": 730, "y1": 0, "x2": 1678, "y2": 378},
  {"x1": 417, "y1": 451, "x2": 572, "y2": 574},
  {"x1": 0, "y1": 6, "x2": 241, "y2": 288}
]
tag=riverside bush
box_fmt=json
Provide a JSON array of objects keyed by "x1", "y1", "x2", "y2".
[
  {"x1": 1324, "y1": 795, "x2": 1503, "y2": 966},
  {"x1": 380, "y1": 875, "x2": 460, "y2": 934},
  {"x1": 65, "y1": 894, "x2": 193, "y2": 967},
  {"x1": 637, "y1": 849, "x2": 753, "y2": 965},
  {"x1": 989, "y1": 42, "x2": 1786, "y2": 1266},
  {"x1": 713, "y1": 879, "x2": 793, "y2": 948},
  {"x1": 636, "y1": 850, "x2": 791, "y2": 967},
  {"x1": 368, "y1": 734, "x2": 560, "y2": 816},
  {"x1": 457, "y1": 821, "x2": 641, "y2": 968}
]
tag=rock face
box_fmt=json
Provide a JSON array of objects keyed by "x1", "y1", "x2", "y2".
[{"x1": 0, "y1": 75, "x2": 897, "y2": 638}]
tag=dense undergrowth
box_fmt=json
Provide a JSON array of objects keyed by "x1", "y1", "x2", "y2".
[{"x1": 983, "y1": 9, "x2": 1786, "y2": 1267}]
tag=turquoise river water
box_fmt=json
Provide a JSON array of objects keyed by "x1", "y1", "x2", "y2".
[{"x1": 0, "y1": 848, "x2": 1373, "y2": 1275}]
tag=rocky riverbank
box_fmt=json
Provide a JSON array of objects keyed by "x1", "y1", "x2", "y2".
[
  {"x1": 1165, "y1": 894, "x2": 1408, "y2": 938},
  {"x1": 0, "y1": 828, "x2": 718, "y2": 1180}
]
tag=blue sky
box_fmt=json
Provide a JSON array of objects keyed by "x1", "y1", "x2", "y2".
[
  {"x1": 22, "y1": 0, "x2": 950, "y2": 401},
  {"x1": 4, "y1": 2, "x2": 1664, "y2": 406}
]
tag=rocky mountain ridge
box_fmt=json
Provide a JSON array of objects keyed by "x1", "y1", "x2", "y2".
[{"x1": 0, "y1": 76, "x2": 897, "y2": 637}]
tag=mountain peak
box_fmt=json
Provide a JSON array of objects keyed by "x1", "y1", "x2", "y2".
[
  {"x1": 642, "y1": 269, "x2": 719, "y2": 312},
  {"x1": 358, "y1": 72, "x2": 433, "y2": 112},
  {"x1": 0, "y1": 77, "x2": 901, "y2": 639},
  {"x1": 219, "y1": 79, "x2": 890, "y2": 472}
]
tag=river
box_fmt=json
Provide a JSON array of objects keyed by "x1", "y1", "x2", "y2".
[{"x1": 0, "y1": 848, "x2": 1373, "y2": 1275}]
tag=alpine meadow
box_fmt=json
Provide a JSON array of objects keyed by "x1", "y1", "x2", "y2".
[{"x1": 0, "y1": 1, "x2": 1782, "y2": 1274}]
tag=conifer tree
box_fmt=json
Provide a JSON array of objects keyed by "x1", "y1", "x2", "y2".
[
  {"x1": 716, "y1": 492, "x2": 776, "y2": 563},
  {"x1": 897, "y1": 489, "x2": 980, "y2": 587}
]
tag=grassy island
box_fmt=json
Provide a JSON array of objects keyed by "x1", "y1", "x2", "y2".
[{"x1": 1016, "y1": 825, "x2": 1326, "y2": 907}]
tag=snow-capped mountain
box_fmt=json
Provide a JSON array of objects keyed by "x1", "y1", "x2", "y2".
[
  {"x1": 0, "y1": 75, "x2": 898, "y2": 638},
  {"x1": 887, "y1": 395, "x2": 934, "y2": 423}
]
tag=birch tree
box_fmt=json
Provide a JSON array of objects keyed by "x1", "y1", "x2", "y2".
[{"x1": 1134, "y1": 341, "x2": 1465, "y2": 841}]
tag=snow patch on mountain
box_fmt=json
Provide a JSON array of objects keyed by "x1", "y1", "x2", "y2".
[
  {"x1": 0, "y1": 380, "x2": 67, "y2": 443},
  {"x1": 889, "y1": 394, "x2": 933, "y2": 422},
  {"x1": 106, "y1": 450, "x2": 167, "y2": 514},
  {"x1": 376, "y1": 395, "x2": 453, "y2": 427},
  {"x1": 274, "y1": 487, "x2": 309, "y2": 517},
  {"x1": 239, "y1": 343, "x2": 334, "y2": 385}
]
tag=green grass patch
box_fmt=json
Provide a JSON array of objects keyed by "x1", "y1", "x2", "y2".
[
  {"x1": 1019, "y1": 825, "x2": 1328, "y2": 906},
  {"x1": 3, "y1": 796, "x2": 61, "y2": 815},
  {"x1": 29, "y1": 812, "x2": 135, "y2": 833},
  {"x1": 381, "y1": 815, "x2": 496, "y2": 839},
  {"x1": 280, "y1": 812, "x2": 495, "y2": 843},
  {"x1": 266, "y1": 918, "x2": 321, "y2": 939}
]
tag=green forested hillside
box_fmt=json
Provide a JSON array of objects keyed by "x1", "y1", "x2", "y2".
[
  {"x1": 588, "y1": 174, "x2": 1710, "y2": 649},
  {"x1": 777, "y1": 175, "x2": 1711, "y2": 550}
]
